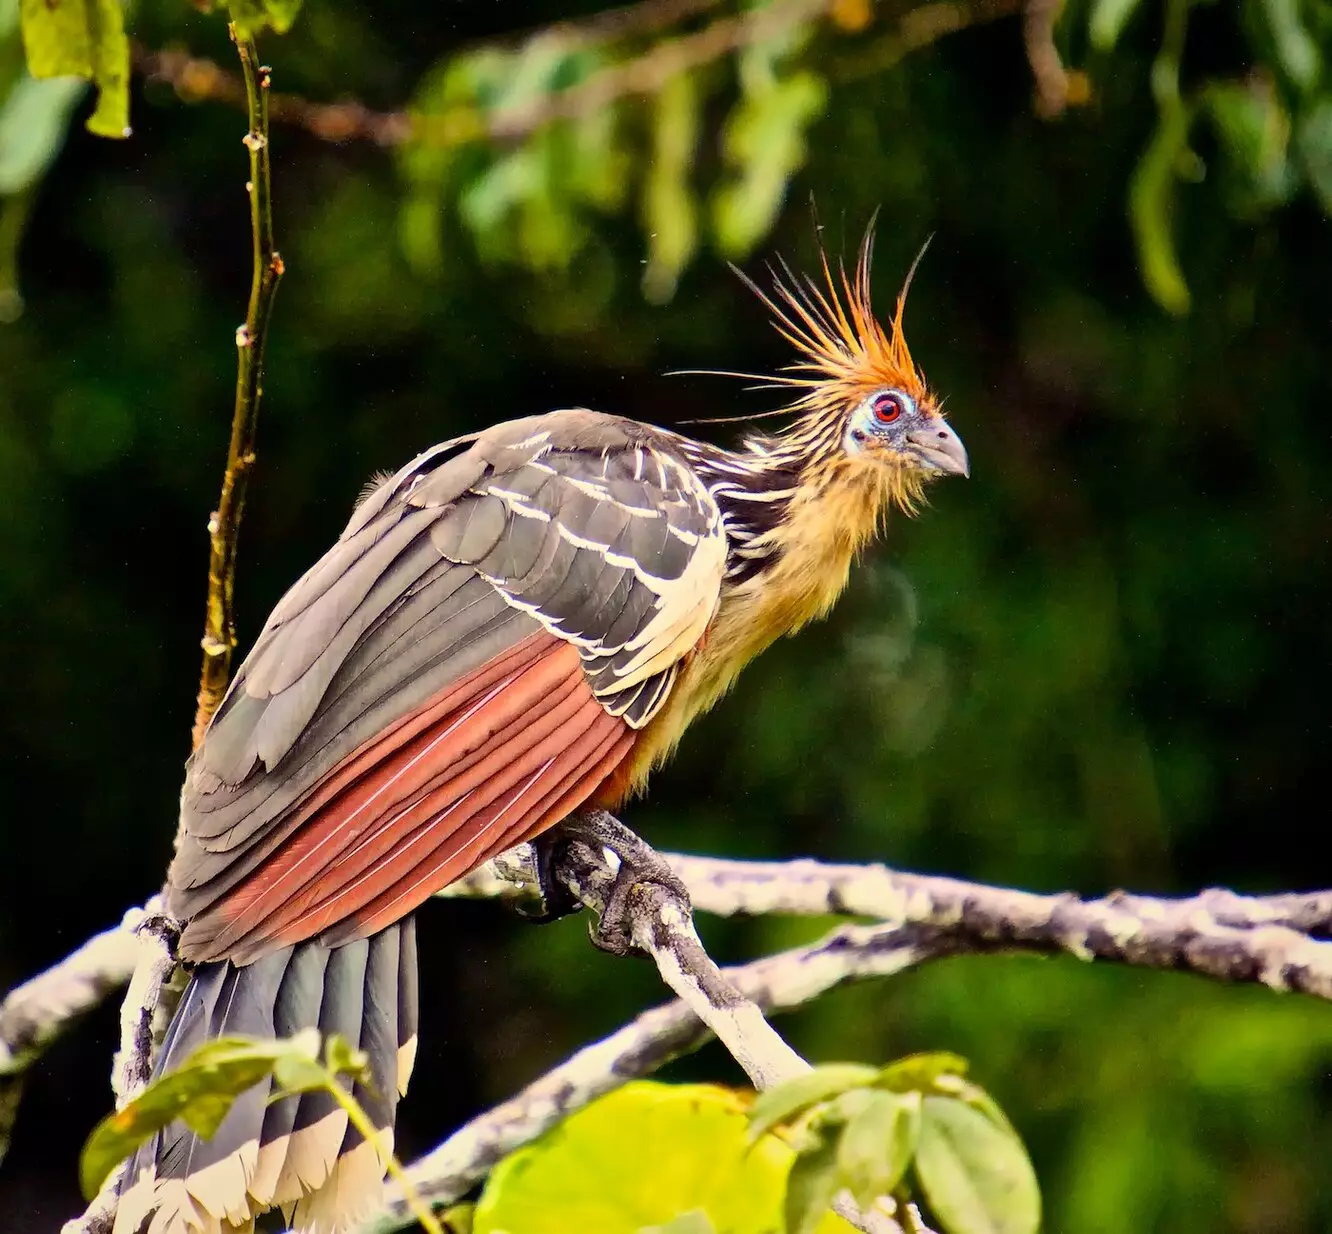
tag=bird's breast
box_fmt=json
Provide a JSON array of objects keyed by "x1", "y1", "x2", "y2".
[{"x1": 608, "y1": 467, "x2": 887, "y2": 799}]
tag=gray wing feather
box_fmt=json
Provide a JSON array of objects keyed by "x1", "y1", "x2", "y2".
[{"x1": 171, "y1": 411, "x2": 727, "y2": 929}]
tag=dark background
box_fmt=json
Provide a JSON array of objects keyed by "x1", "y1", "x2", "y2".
[{"x1": 2, "y1": 0, "x2": 1330, "y2": 1230}]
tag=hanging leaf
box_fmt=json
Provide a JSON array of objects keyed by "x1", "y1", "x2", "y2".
[
  {"x1": 747, "y1": 1064, "x2": 880, "y2": 1144},
  {"x1": 1129, "y1": 103, "x2": 1194, "y2": 314},
  {"x1": 18, "y1": 0, "x2": 128, "y2": 138},
  {"x1": 642, "y1": 72, "x2": 702, "y2": 303},
  {"x1": 1295, "y1": 96, "x2": 1332, "y2": 213},
  {"x1": 913, "y1": 1097, "x2": 1041, "y2": 1234},
  {"x1": 1256, "y1": 0, "x2": 1320, "y2": 94},
  {"x1": 712, "y1": 35, "x2": 827, "y2": 259},
  {"x1": 1089, "y1": 0, "x2": 1147, "y2": 51}
]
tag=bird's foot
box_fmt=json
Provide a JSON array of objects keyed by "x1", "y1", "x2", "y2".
[
  {"x1": 511, "y1": 833, "x2": 586, "y2": 925},
  {"x1": 561, "y1": 808, "x2": 693, "y2": 958}
]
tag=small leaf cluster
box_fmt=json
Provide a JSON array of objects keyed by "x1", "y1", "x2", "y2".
[
  {"x1": 78, "y1": 1029, "x2": 443, "y2": 1234},
  {"x1": 752, "y1": 1055, "x2": 1040, "y2": 1234},
  {"x1": 398, "y1": 11, "x2": 827, "y2": 303}
]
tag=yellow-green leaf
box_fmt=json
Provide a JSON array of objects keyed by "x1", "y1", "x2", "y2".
[
  {"x1": 642, "y1": 72, "x2": 701, "y2": 303},
  {"x1": 474, "y1": 1081, "x2": 793, "y2": 1234},
  {"x1": 1089, "y1": 0, "x2": 1146, "y2": 51},
  {"x1": 18, "y1": 0, "x2": 128, "y2": 138},
  {"x1": 226, "y1": 0, "x2": 304, "y2": 38},
  {"x1": 1129, "y1": 104, "x2": 1194, "y2": 314},
  {"x1": 913, "y1": 1097, "x2": 1040, "y2": 1234},
  {"x1": 711, "y1": 67, "x2": 827, "y2": 259},
  {"x1": 748, "y1": 1065, "x2": 880, "y2": 1144}
]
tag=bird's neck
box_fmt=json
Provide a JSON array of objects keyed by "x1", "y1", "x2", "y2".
[
  {"x1": 619, "y1": 430, "x2": 895, "y2": 798},
  {"x1": 682, "y1": 429, "x2": 890, "y2": 593}
]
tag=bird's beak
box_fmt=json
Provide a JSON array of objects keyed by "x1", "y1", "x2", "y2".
[{"x1": 905, "y1": 417, "x2": 969, "y2": 478}]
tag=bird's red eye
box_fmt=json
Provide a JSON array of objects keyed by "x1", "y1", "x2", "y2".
[{"x1": 872, "y1": 393, "x2": 904, "y2": 423}]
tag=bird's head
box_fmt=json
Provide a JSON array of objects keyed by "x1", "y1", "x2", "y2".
[{"x1": 742, "y1": 232, "x2": 968, "y2": 514}]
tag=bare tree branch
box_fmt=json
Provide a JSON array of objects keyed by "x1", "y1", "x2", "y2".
[
  {"x1": 11, "y1": 853, "x2": 1330, "y2": 1133},
  {"x1": 25, "y1": 838, "x2": 1332, "y2": 1232}
]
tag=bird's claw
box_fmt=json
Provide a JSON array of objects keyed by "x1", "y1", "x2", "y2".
[
  {"x1": 511, "y1": 833, "x2": 585, "y2": 925},
  {"x1": 567, "y1": 809, "x2": 692, "y2": 958},
  {"x1": 514, "y1": 810, "x2": 693, "y2": 957}
]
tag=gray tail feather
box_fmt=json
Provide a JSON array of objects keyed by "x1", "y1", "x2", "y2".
[{"x1": 114, "y1": 917, "x2": 419, "y2": 1234}]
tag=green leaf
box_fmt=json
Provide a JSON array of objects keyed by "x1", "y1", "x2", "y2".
[
  {"x1": 913, "y1": 1097, "x2": 1040, "y2": 1234},
  {"x1": 711, "y1": 54, "x2": 827, "y2": 259},
  {"x1": 748, "y1": 1065, "x2": 880, "y2": 1144},
  {"x1": 226, "y1": 0, "x2": 304, "y2": 37},
  {"x1": 1296, "y1": 97, "x2": 1332, "y2": 214},
  {"x1": 876, "y1": 1053, "x2": 970, "y2": 1095},
  {"x1": 474, "y1": 1081, "x2": 793, "y2": 1234},
  {"x1": 323, "y1": 1031, "x2": 371, "y2": 1082},
  {"x1": 837, "y1": 1091, "x2": 921, "y2": 1208},
  {"x1": 18, "y1": 0, "x2": 128, "y2": 137},
  {"x1": 0, "y1": 73, "x2": 85, "y2": 195},
  {"x1": 78, "y1": 1032, "x2": 321, "y2": 1199},
  {"x1": 1203, "y1": 82, "x2": 1296, "y2": 213},
  {"x1": 1089, "y1": 0, "x2": 1146, "y2": 51},
  {"x1": 1128, "y1": 103, "x2": 1194, "y2": 314},
  {"x1": 642, "y1": 72, "x2": 701, "y2": 303},
  {"x1": 784, "y1": 1134, "x2": 841, "y2": 1234},
  {"x1": 1257, "y1": 0, "x2": 1320, "y2": 94}
]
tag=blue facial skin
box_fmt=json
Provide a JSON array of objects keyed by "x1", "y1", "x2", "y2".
[{"x1": 844, "y1": 388, "x2": 970, "y2": 478}]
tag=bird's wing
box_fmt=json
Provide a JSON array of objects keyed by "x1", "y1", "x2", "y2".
[{"x1": 169, "y1": 412, "x2": 726, "y2": 964}]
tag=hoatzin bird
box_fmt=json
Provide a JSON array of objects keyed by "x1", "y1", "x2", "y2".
[{"x1": 113, "y1": 238, "x2": 968, "y2": 1234}]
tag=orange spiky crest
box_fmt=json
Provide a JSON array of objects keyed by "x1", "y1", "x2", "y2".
[{"x1": 752, "y1": 230, "x2": 929, "y2": 417}]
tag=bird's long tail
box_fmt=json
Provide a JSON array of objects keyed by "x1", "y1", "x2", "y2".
[{"x1": 113, "y1": 918, "x2": 418, "y2": 1234}]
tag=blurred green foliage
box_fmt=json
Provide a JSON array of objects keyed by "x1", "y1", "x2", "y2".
[{"x1": 1, "y1": 0, "x2": 1330, "y2": 1231}]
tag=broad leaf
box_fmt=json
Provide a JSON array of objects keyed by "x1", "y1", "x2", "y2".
[
  {"x1": 913, "y1": 1097, "x2": 1040, "y2": 1234},
  {"x1": 473, "y1": 1081, "x2": 793, "y2": 1234}
]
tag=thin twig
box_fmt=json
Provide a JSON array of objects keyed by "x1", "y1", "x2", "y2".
[
  {"x1": 1021, "y1": 0, "x2": 1069, "y2": 116},
  {"x1": 134, "y1": 0, "x2": 1053, "y2": 154},
  {"x1": 189, "y1": 25, "x2": 285, "y2": 751}
]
